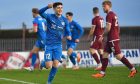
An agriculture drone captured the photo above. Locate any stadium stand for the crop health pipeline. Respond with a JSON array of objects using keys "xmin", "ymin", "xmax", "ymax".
[{"xmin": 0, "ymin": 26, "xmax": 140, "ymax": 51}]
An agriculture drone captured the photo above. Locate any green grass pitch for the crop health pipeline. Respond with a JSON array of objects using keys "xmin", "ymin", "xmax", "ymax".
[{"xmin": 0, "ymin": 67, "xmax": 140, "ymax": 84}]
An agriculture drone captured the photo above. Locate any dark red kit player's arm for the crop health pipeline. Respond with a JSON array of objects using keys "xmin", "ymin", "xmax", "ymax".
[{"xmin": 104, "ymin": 14, "xmax": 112, "ymax": 36}]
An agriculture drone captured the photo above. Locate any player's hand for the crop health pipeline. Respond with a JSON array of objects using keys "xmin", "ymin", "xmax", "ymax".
[
  {"xmin": 67, "ymin": 36, "xmax": 72, "ymax": 40},
  {"xmin": 75, "ymin": 39, "xmax": 80, "ymax": 43},
  {"xmin": 47, "ymin": 3, "xmax": 53, "ymax": 8}
]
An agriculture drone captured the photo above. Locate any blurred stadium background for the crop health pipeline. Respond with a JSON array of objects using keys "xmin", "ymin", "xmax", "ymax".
[
  {"xmin": 0, "ymin": 0, "xmax": 140, "ymax": 84},
  {"xmin": 0, "ymin": 25, "xmax": 140, "ymax": 51}
]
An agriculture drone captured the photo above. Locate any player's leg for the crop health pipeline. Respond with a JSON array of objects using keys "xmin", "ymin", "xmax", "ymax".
[
  {"xmin": 98, "ymin": 40, "xmax": 104, "ymax": 63},
  {"xmin": 43, "ymin": 46, "xmax": 53, "ymax": 69},
  {"xmin": 92, "ymin": 52, "xmax": 110, "ymax": 78},
  {"xmin": 68, "ymin": 48, "xmax": 76, "ymax": 65},
  {"xmin": 30, "ymin": 46, "xmax": 40, "ymax": 70},
  {"xmin": 67, "ymin": 43, "xmax": 80, "ymax": 70},
  {"xmin": 31, "ymin": 40, "xmax": 46, "ymax": 71},
  {"xmin": 61, "ymin": 54, "xmax": 67, "ymax": 68},
  {"xmin": 90, "ymin": 48, "xmax": 101, "ymax": 70},
  {"xmin": 68, "ymin": 48, "xmax": 78, "ymax": 69},
  {"xmin": 92, "ymin": 42, "xmax": 111, "ymax": 78},
  {"xmin": 98, "ymin": 49, "xmax": 103, "ymax": 63},
  {"xmin": 113, "ymin": 41, "xmax": 137, "ymax": 77},
  {"xmin": 90, "ymin": 41, "xmax": 102, "ymax": 70},
  {"xmin": 24, "ymin": 45, "xmax": 40, "ymax": 71},
  {"xmin": 47, "ymin": 60, "xmax": 59, "ymax": 84},
  {"xmin": 94, "ymin": 49, "xmax": 103, "ymax": 70},
  {"xmin": 60, "ymin": 54, "xmax": 67, "ymax": 63},
  {"xmin": 27, "ymin": 40, "xmax": 42, "ymax": 71},
  {"xmin": 100, "ymin": 52, "xmax": 110, "ymax": 74},
  {"xmin": 47, "ymin": 45, "xmax": 62, "ymax": 84},
  {"xmin": 61, "ymin": 54, "xmax": 67, "ymax": 59},
  {"xmin": 45, "ymin": 61, "xmax": 53, "ymax": 84}
]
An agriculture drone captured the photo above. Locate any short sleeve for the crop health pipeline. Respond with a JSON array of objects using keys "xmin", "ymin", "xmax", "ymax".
[
  {"xmin": 106, "ymin": 14, "xmax": 112, "ymax": 24},
  {"xmin": 92, "ymin": 18, "xmax": 96, "ymax": 26},
  {"xmin": 33, "ymin": 19, "xmax": 38, "ymax": 26}
]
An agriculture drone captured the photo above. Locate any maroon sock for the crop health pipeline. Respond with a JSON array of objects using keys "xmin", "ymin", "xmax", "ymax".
[
  {"xmin": 99, "ymin": 54, "xmax": 103, "ymax": 63},
  {"xmin": 101, "ymin": 58, "xmax": 108, "ymax": 72},
  {"xmin": 120, "ymin": 56, "xmax": 133, "ymax": 69},
  {"xmin": 92, "ymin": 53, "xmax": 100, "ymax": 64}
]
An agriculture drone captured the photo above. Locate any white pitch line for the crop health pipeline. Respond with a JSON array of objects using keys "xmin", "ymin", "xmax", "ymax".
[{"xmin": 0, "ymin": 78, "xmax": 39, "ymax": 84}]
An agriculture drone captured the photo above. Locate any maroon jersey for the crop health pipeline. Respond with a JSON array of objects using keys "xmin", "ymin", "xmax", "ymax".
[
  {"xmin": 92, "ymin": 16, "xmax": 104, "ymax": 36},
  {"xmin": 106, "ymin": 11, "xmax": 120, "ymax": 41}
]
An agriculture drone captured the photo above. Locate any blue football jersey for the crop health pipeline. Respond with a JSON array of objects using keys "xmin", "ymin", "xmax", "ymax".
[
  {"xmin": 39, "ymin": 6, "xmax": 71, "ymax": 45},
  {"xmin": 68, "ymin": 20, "xmax": 84, "ymax": 42},
  {"xmin": 33, "ymin": 16, "xmax": 47, "ymax": 42}
]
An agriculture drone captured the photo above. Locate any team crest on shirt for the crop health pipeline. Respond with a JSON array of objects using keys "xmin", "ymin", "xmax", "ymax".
[
  {"xmin": 70, "ymin": 25, "xmax": 74, "ymax": 31},
  {"xmin": 61, "ymin": 22, "xmax": 65, "ymax": 26},
  {"xmin": 71, "ymin": 25, "xmax": 74, "ymax": 28}
]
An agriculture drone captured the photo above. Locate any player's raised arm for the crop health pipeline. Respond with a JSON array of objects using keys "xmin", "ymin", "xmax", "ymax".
[{"xmin": 39, "ymin": 3, "xmax": 53, "ymax": 18}]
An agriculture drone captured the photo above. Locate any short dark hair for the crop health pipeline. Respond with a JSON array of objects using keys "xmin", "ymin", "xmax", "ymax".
[
  {"xmin": 93, "ymin": 7, "xmax": 99, "ymax": 14},
  {"xmin": 32, "ymin": 8, "xmax": 39, "ymax": 14},
  {"xmin": 53, "ymin": 2, "xmax": 63, "ymax": 8},
  {"xmin": 102, "ymin": 0, "xmax": 112, "ymax": 7},
  {"xmin": 66, "ymin": 12, "xmax": 73, "ymax": 16}
]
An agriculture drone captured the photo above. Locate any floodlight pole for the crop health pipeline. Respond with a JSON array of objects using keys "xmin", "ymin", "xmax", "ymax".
[{"xmin": 22, "ymin": 22, "xmax": 26, "ymax": 51}]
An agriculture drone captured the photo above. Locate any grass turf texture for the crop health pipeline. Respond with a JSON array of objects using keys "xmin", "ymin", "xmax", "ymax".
[{"xmin": 0, "ymin": 67, "xmax": 140, "ymax": 84}]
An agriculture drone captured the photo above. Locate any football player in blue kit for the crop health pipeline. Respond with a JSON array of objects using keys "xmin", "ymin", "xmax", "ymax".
[
  {"xmin": 39, "ymin": 2, "xmax": 72, "ymax": 84},
  {"xmin": 65, "ymin": 12, "xmax": 84, "ymax": 70},
  {"xmin": 24, "ymin": 8, "xmax": 47, "ymax": 71}
]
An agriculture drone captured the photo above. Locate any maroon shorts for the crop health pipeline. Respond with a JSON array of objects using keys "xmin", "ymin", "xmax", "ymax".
[
  {"xmin": 104, "ymin": 39, "xmax": 121, "ymax": 55},
  {"xmin": 90, "ymin": 36, "xmax": 103, "ymax": 50}
]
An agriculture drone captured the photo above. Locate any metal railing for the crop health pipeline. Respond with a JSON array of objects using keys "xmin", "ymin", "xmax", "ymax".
[{"xmin": 0, "ymin": 36, "xmax": 140, "ymax": 52}]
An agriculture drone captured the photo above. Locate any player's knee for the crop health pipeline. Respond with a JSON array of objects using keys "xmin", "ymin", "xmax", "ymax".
[
  {"xmin": 115, "ymin": 53, "xmax": 123, "ymax": 60},
  {"xmin": 89, "ymin": 48, "xmax": 96, "ymax": 54},
  {"xmin": 52, "ymin": 60, "xmax": 59, "ymax": 68},
  {"xmin": 31, "ymin": 48, "xmax": 39, "ymax": 53},
  {"xmin": 46, "ymin": 65, "xmax": 52, "ymax": 69},
  {"xmin": 45, "ymin": 64, "xmax": 51, "ymax": 69},
  {"xmin": 67, "ymin": 48, "xmax": 73, "ymax": 56},
  {"xmin": 98, "ymin": 49, "xmax": 103, "ymax": 55},
  {"xmin": 102, "ymin": 52, "xmax": 109, "ymax": 58},
  {"xmin": 45, "ymin": 62, "xmax": 52, "ymax": 69},
  {"xmin": 31, "ymin": 50, "xmax": 38, "ymax": 54}
]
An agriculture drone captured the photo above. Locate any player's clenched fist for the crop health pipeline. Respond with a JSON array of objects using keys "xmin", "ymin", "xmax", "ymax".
[
  {"xmin": 75, "ymin": 39, "xmax": 80, "ymax": 43},
  {"xmin": 47, "ymin": 3, "xmax": 53, "ymax": 8},
  {"xmin": 67, "ymin": 36, "xmax": 72, "ymax": 40}
]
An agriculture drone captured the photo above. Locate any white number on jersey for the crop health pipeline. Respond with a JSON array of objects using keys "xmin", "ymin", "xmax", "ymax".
[
  {"xmin": 42, "ymin": 22, "xmax": 46, "ymax": 31},
  {"xmin": 45, "ymin": 54, "xmax": 51, "ymax": 60},
  {"xmin": 115, "ymin": 16, "xmax": 118, "ymax": 26},
  {"xmin": 100, "ymin": 20, "xmax": 104, "ymax": 28}
]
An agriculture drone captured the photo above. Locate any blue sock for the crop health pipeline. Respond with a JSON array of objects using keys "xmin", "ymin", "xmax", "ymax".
[
  {"xmin": 70, "ymin": 54, "xmax": 76, "ymax": 65},
  {"xmin": 31, "ymin": 53, "xmax": 37, "ymax": 67},
  {"xmin": 41, "ymin": 60, "xmax": 46, "ymax": 68},
  {"xmin": 61, "ymin": 54, "xmax": 66, "ymax": 59},
  {"xmin": 71, "ymin": 52, "xmax": 77, "ymax": 58},
  {"xmin": 48, "ymin": 67, "xmax": 58, "ymax": 83}
]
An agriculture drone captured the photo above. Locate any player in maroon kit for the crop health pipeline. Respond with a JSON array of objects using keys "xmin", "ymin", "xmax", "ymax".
[
  {"xmin": 88, "ymin": 7, "xmax": 104, "ymax": 70},
  {"xmin": 92, "ymin": 0, "xmax": 137, "ymax": 78}
]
